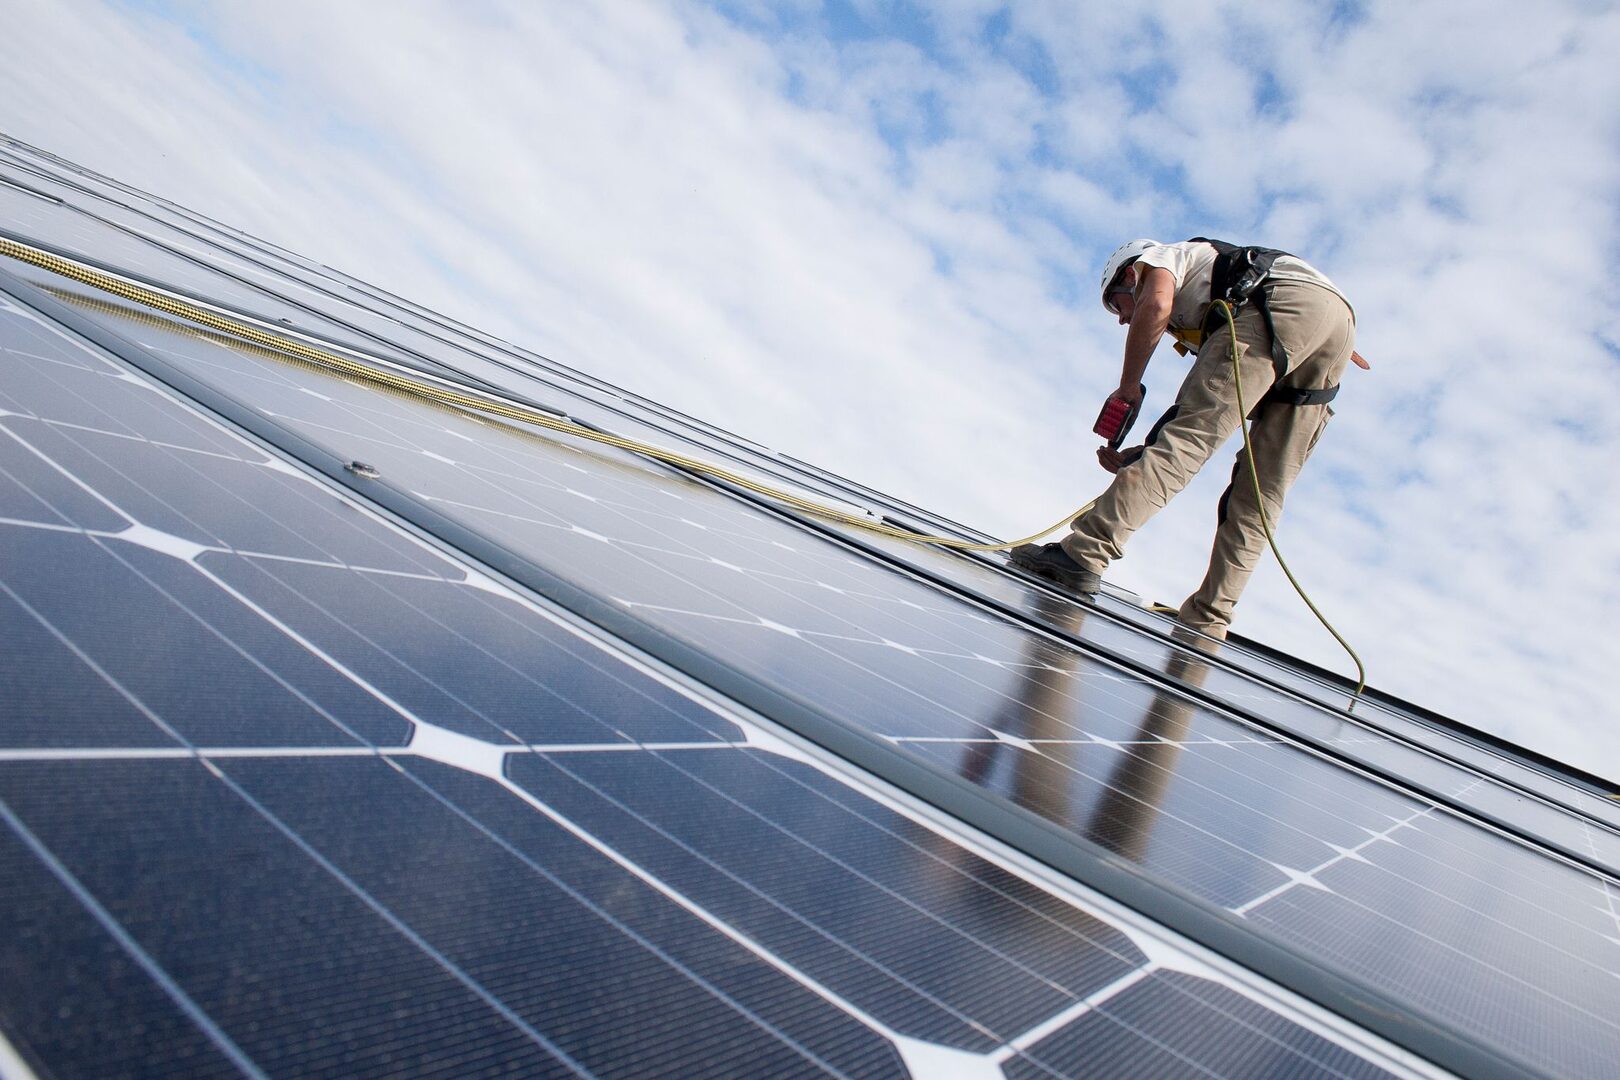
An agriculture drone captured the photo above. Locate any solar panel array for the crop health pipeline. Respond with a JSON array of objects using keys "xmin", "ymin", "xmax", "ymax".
[{"xmin": 3, "ymin": 134, "xmax": 1617, "ymax": 1079}]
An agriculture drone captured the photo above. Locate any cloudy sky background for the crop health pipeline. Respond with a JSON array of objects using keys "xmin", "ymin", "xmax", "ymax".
[{"xmin": 5, "ymin": 0, "xmax": 1619, "ymax": 781}]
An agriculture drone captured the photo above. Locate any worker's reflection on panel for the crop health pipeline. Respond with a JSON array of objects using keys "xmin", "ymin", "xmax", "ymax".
[
  {"xmin": 959, "ymin": 593, "xmax": 1086, "ymax": 826},
  {"xmin": 1082, "ymin": 628, "xmax": 1216, "ymax": 862},
  {"xmin": 961, "ymin": 595, "xmax": 1221, "ymax": 866}
]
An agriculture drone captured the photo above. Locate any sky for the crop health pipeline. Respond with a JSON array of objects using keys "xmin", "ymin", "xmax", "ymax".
[{"xmin": 4, "ymin": 0, "xmax": 1619, "ymax": 782}]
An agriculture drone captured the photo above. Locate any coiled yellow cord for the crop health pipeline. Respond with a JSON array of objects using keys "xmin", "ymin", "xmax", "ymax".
[{"xmin": 1215, "ymin": 300, "xmax": 1366, "ymax": 698}]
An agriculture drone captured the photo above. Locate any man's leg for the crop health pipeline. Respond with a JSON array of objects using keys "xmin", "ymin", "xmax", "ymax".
[
  {"xmin": 1178, "ymin": 284, "xmax": 1355, "ymax": 636},
  {"xmin": 1176, "ymin": 402, "xmax": 1331, "ymax": 635},
  {"xmin": 1063, "ymin": 304, "xmax": 1276, "ymax": 572}
]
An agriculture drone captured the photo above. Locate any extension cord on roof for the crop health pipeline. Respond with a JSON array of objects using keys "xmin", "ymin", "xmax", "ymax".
[
  {"xmin": 0, "ymin": 233, "xmax": 1363, "ymax": 696},
  {"xmin": 0, "ymin": 233, "xmax": 1090, "ymax": 553}
]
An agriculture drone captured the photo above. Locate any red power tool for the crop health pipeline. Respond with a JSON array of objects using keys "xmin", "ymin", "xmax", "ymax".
[{"xmin": 1092, "ymin": 384, "xmax": 1145, "ymax": 450}]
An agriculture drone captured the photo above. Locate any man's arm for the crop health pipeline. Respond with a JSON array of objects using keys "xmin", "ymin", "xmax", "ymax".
[{"xmin": 1115, "ymin": 265, "xmax": 1175, "ymax": 405}]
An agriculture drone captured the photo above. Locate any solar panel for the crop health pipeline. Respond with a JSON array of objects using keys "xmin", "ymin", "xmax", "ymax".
[
  {"xmin": 11, "ymin": 144, "xmax": 1606, "ymax": 843},
  {"xmin": 2, "ymin": 274, "xmax": 1438, "ymax": 1079},
  {"xmin": 4, "ymin": 133, "xmax": 1616, "ymax": 1078}
]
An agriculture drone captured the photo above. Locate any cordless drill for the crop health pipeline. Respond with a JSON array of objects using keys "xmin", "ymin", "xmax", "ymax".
[{"xmin": 1092, "ymin": 384, "xmax": 1145, "ymax": 450}]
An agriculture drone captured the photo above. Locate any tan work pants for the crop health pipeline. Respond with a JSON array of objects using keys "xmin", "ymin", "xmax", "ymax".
[{"xmin": 1062, "ymin": 281, "xmax": 1355, "ymax": 637}]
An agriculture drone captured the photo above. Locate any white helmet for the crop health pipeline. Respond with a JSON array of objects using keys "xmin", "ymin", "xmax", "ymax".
[{"xmin": 1099, "ymin": 239, "xmax": 1157, "ymax": 308}]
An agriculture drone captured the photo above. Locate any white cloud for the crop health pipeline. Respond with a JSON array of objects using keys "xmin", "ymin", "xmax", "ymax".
[{"xmin": 3, "ymin": 0, "xmax": 1619, "ymax": 780}]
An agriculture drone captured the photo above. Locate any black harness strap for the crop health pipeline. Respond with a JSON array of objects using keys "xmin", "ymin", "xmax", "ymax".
[
  {"xmin": 1262, "ymin": 383, "xmax": 1339, "ymax": 407},
  {"xmin": 1188, "ymin": 236, "xmax": 1293, "ymax": 384}
]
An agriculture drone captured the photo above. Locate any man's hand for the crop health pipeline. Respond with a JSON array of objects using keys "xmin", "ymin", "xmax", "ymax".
[
  {"xmin": 1093, "ymin": 389, "xmax": 1138, "ymax": 444},
  {"xmin": 1111, "ymin": 384, "xmax": 1144, "ymax": 409},
  {"xmin": 1098, "ymin": 444, "xmax": 1144, "ymax": 474}
]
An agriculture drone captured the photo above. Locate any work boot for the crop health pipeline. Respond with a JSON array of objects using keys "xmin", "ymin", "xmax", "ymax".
[{"xmin": 1008, "ymin": 543, "xmax": 1102, "ymax": 595}]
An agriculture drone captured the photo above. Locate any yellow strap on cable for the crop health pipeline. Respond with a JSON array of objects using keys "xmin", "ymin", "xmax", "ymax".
[
  {"xmin": 0, "ymin": 234, "xmax": 1089, "ymax": 553},
  {"xmin": 1215, "ymin": 300, "xmax": 1367, "ymax": 699}
]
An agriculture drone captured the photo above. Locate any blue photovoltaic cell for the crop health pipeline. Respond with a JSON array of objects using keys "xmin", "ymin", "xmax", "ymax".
[
  {"xmin": 201, "ymin": 552, "xmax": 740, "ymax": 746},
  {"xmin": 2, "ymin": 525, "xmax": 403, "ymax": 748},
  {"xmin": 0, "ymin": 425, "xmax": 129, "ymax": 531},
  {"xmin": 1251, "ymin": 824, "xmax": 1620, "ymax": 1080},
  {"xmin": 510, "ymin": 748, "xmax": 1143, "ymax": 1050},
  {"xmin": 1008, "ymin": 970, "xmax": 1393, "ymax": 1080},
  {"xmin": 381, "ymin": 756, "xmax": 923, "ymax": 1076},
  {"xmin": 0, "ymin": 574, "xmax": 183, "ymax": 748},
  {"xmin": 0, "ymin": 821, "xmax": 244, "ymax": 1079},
  {"xmin": 0, "ymin": 759, "xmax": 580, "ymax": 1079},
  {"xmin": 6, "ymin": 413, "xmax": 429, "ymax": 566},
  {"xmin": 0, "ymin": 340, "xmax": 250, "ymax": 457},
  {"xmin": 221, "ymin": 755, "xmax": 906, "ymax": 1078}
]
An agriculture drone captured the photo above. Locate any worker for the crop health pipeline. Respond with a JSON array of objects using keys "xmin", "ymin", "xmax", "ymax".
[{"xmin": 1010, "ymin": 237, "xmax": 1366, "ymax": 641}]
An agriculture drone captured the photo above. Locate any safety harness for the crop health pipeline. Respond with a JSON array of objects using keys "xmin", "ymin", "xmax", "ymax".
[
  {"xmin": 1187, "ymin": 237, "xmax": 1340, "ymax": 409},
  {"xmin": 1116, "ymin": 238, "xmax": 1344, "ymax": 489}
]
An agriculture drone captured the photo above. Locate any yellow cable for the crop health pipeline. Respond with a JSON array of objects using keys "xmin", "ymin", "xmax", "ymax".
[
  {"xmin": 1216, "ymin": 300, "xmax": 1367, "ymax": 698},
  {"xmin": 0, "ymin": 234, "xmax": 1087, "ymax": 552},
  {"xmin": 2, "ymin": 235, "xmax": 1369, "ymax": 695}
]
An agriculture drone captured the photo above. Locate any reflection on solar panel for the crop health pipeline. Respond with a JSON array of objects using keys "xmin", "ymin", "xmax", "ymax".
[{"xmin": 2, "ymin": 133, "xmax": 1617, "ymax": 1079}]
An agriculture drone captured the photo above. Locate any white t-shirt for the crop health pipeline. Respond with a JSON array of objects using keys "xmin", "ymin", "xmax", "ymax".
[{"xmin": 1133, "ymin": 240, "xmax": 1351, "ymax": 337}]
